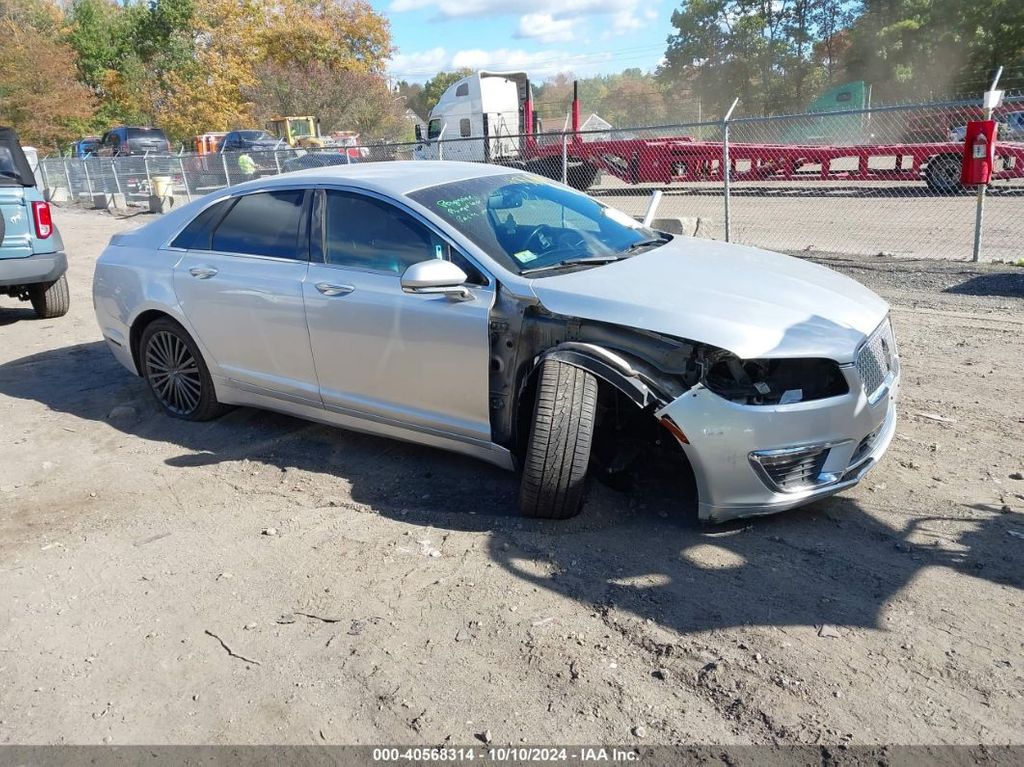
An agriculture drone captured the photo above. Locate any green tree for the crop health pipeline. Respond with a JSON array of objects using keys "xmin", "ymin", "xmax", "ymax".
[
  {"xmin": 421, "ymin": 69, "xmax": 473, "ymax": 113},
  {"xmin": 396, "ymin": 80, "xmax": 428, "ymax": 120}
]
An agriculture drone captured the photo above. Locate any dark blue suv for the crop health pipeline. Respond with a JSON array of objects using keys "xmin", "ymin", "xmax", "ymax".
[{"xmin": 0, "ymin": 127, "xmax": 69, "ymax": 318}]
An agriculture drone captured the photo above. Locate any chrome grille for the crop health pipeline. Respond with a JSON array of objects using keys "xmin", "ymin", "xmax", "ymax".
[
  {"xmin": 857, "ymin": 319, "xmax": 896, "ymax": 399},
  {"xmin": 750, "ymin": 445, "xmax": 831, "ymax": 492}
]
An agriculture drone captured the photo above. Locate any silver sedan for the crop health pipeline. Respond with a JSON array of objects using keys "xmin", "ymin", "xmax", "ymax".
[{"xmin": 93, "ymin": 161, "xmax": 899, "ymax": 522}]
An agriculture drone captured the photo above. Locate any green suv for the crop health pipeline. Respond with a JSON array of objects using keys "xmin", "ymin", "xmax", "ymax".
[{"xmin": 0, "ymin": 126, "xmax": 69, "ymax": 318}]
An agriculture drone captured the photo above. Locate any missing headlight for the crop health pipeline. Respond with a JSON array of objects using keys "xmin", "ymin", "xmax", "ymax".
[{"xmin": 701, "ymin": 351, "xmax": 848, "ymax": 405}]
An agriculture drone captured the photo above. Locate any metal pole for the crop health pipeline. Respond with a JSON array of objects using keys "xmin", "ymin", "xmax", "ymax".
[
  {"xmin": 179, "ymin": 157, "xmax": 192, "ymax": 202},
  {"xmin": 39, "ymin": 161, "xmax": 50, "ymax": 194},
  {"xmin": 973, "ymin": 66, "xmax": 1003, "ymax": 262},
  {"xmin": 222, "ymin": 153, "xmax": 231, "ymax": 188},
  {"xmin": 83, "ymin": 160, "xmax": 94, "ymax": 196},
  {"xmin": 62, "ymin": 158, "xmax": 73, "ymax": 199},
  {"xmin": 642, "ymin": 190, "xmax": 663, "ymax": 228},
  {"xmin": 274, "ymin": 151, "xmax": 281, "ymax": 175},
  {"xmin": 722, "ymin": 98, "xmax": 739, "ymax": 243},
  {"xmin": 561, "ymin": 133, "xmax": 568, "ymax": 184},
  {"xmin": 143, "ymin": 156, "xmax": 152, "ymax": 197},
  {"xmin": 437, "ymin": 124, "xmax": 446, "ymax": 161},
  {"xmin": 111, "ymin": 159, "xmax": 122, "ymax": 196}
]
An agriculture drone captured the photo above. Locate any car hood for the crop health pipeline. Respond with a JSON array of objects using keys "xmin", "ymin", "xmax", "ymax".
[{"xmin": 527, "ymin": 238, "xmax": 889, "ymax": 363}]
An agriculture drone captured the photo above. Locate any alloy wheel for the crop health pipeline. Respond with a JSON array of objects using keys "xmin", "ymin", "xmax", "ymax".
[{"xmin": 145, "ymin": 330, "xmax": 203, "ymax": 415}]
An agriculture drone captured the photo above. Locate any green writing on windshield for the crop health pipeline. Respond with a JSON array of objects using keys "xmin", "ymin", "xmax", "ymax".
[{"xmin": 436, "ymin": 195, "xmax": 485, "ymax": 224}]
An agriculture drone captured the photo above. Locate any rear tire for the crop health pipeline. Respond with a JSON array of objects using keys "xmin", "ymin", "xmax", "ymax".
[
  {"xmin": 30, "ymin": 274, "xmax": 70, "ymax": 318},
  {"xmin": 140, "ymin": 318, "xmax": 225, "ymax": 421},
  {"xmin": 925, "ymin": 154, "xmax": 965, "ymax": 194},
  {"xmin": 519, "ymin": 360, "xmax": 598, "ymax": 519}
]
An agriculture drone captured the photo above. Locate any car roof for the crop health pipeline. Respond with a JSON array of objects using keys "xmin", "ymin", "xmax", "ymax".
[{"xmin": 249, "ymin": 160, "xmax": 515, "ymax": 196}]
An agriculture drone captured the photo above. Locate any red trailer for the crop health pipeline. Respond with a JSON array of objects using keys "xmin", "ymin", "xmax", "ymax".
[{"xmin": 518, "ymin": 82, "xmax": 1024, "ymax": 194}]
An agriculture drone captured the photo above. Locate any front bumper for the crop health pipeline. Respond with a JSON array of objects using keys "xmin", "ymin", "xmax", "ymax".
[
  {"xmin": 0, "ymin": 250, "xmax": 67, "ymax": 288},
  {"xmin": 658, "ymin": 364, "xmax": 899, "ymax": 522}
]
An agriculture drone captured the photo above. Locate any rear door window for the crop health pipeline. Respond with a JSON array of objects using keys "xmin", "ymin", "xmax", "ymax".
[{"xmin": 211, "ymin": 190, "xmax": 308, "ymax": 259}]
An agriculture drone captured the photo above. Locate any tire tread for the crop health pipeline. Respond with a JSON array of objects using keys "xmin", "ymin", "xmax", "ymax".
[
  {"xmin": 520, "ymin": 360, "xmax": 598, "ymax": 519},
  {"xmin": 30, "ymin": 274, "xmax": 70, "ymax": 319}
]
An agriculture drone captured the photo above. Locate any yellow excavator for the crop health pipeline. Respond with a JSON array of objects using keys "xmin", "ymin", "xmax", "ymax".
[{"xmin": 265, "ymin": 116, "xmax": 325, "ymax": 148}]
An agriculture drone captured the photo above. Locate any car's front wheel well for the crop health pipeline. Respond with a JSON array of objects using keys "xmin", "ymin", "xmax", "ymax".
[
  {"xmin": 130, "ymin": 310, "xmax": 179, "ymax": 375},
  {"xmin": 513, "ymin": 354, "xmax": 694, "ymax": 496}
]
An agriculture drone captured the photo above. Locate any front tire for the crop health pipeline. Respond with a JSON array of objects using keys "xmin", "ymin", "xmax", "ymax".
[
  {"xmin": 140, "ymin": 318, "xmax": 225, "ymax": 421},
  {"xmin": 519, "ymin": 360, "xmax": 598, "ymax": 519},
  {"xmin": 30, "ymin": 274, "xmax": 70, "ymax": 318}
]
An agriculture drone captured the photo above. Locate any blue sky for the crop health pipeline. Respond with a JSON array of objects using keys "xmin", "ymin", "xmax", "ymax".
[{"xmin": 375, "ymin": 0, "xmax": 675, "ymax": 83}]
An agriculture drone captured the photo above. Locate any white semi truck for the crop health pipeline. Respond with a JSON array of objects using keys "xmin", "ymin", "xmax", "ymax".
[{"xmin": 412, "ymin": 71, "xmax": 600, "ymax": 189}]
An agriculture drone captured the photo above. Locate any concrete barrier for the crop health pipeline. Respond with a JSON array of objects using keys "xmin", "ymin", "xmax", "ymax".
[
  {"xmin": 148, "ymin": 194, "xmax": 174, "ymax": 214},
  {"xmin": 650, "ymin": 217, "xmax": 721, "ymax": 239},
  {"xmin": 91, "ymin": 193, "xmax": 128, "ymax": 211},
  {"xmin": 44, "ymin": 187, "xmax": 69, "ymax": 203}
]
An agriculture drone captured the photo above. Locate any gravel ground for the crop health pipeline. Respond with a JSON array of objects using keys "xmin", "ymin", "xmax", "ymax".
[{"xmin": 0, "ymin": 207, "xmax": 1022, "ymax": 746}]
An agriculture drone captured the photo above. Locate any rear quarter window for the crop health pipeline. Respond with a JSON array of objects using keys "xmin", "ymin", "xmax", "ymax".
[{"xmin": 170, "ymin": 199, "xmax": 232, "ymax": 250}]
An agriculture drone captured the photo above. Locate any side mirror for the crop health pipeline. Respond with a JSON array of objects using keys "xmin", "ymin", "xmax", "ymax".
[
  {"xmin": 414, "ymin": 124, "xmax": 423, "ymax": 141},
  {"xmin": 401, "ymin": 259, "xmax": 471, "ymax": 301}
]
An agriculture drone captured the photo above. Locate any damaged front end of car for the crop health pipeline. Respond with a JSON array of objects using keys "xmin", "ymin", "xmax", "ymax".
[{"xmin": 487, "ymin": 288, "xmax": 899, "ymax": 522}]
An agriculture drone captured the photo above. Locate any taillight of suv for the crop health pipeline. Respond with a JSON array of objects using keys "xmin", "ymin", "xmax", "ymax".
[{"xmin": 32, "ymin": 201, "xmax": 53, "ymax": 239}]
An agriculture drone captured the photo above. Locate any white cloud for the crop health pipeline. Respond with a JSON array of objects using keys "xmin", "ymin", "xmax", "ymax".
[
  {"xmin": 515, "ymin": 13, "xmax": 576, "ymax": 44},
  {"xmin": 390, "ymin": 47, "xmax": 449, "ymax": 77},
  {"xmin": 389, "ymin": 47, "xmax": 615, "ymax": 80},
  {"xmin": 390, "ymin": 0, "xmax": 651, "ymax": 26}
]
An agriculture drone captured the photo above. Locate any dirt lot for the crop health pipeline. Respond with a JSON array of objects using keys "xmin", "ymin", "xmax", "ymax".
[{"xmin": 1, "ymin": 207, "xmax": 1022, "ymax": 746}]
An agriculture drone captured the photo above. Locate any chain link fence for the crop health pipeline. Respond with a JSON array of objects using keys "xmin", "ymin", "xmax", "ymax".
[{"xmin": 36, "ymin": 94, "xmax": 1024, "ymax": 262}]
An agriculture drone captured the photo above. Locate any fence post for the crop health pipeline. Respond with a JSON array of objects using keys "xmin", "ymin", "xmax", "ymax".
[
  {"xmin": 143, "ymin": 156, "xmax": 152, "ymax": 195},
  {"xmin": 274, "ymin": 151, "xmax": 281, "ymax": 175},
  {"xmin": 83, "ymin": 160, "xmax": 94, "ymax": 196},
  {"xmin": 722, "ymin": 98, "xmax": 739, "ymax": 243},
  {"xmin": 62, "ymin": 157, "xmax": 73, "ymax": 199},
  {"xmin": 437, "ymin": 124, "xmax": 447, "ymax": 161},
  {"xmin": 39, "ymin": 161, "xmax": 50, "ymax": 193},
  {"xmin": 561, "ymin": 133, "xmax": 568, "ymax": 184},
  {"xmin": 111, "ymin": 159, "xmax": 122, "ymax": 196},
  {"xmin": 179, "ymin": 157, "xmax": 192, "ymax": 202},
  {"xmin": 221, "ymin": 153, "xmax": 231, "ymax": 188},
  {"xmin": 973, "ymin": 66, "xmax": 1003, "ymax": 262}
]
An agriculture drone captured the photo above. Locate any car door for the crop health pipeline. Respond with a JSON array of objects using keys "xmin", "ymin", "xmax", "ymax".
[
  {"xmin": 172, "ymin": 188, "xmax": 321, "ymax": 404},
  {"xmin": 303, "ymin": 188, "xmax": 494, "ymax": 443}
]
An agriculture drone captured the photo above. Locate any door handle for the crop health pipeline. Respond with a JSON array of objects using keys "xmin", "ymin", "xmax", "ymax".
[
  {"xmin": 315, "ymin": 282, "xmax": 355, "ymax": 297},
  {"xmin": 188, "ymin": 266, "xmax": 218, "ymax": 279}
]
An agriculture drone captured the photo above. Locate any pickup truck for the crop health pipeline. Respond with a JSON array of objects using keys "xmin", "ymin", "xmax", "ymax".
[{"xmin": 0, "ymin": 126, "xmax": 69, "ymax": 318}]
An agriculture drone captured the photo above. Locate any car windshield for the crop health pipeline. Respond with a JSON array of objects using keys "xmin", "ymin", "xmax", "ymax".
[
  {"xmin": 408, "ymin": 173, "xmax": 666, "ymax": 276},
  {"xmin": 241, "ymin": 131, "xmax": 270, "ymax": 141}
]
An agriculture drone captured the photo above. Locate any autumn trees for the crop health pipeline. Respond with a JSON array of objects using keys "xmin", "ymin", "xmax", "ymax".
[
  {"xmin": 0, "ymin": 0, "xmax": 94, "ymax": 148},
  {"xmin": 1, "ymin": 0, "xmax": 395, "ymax": 147}
]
